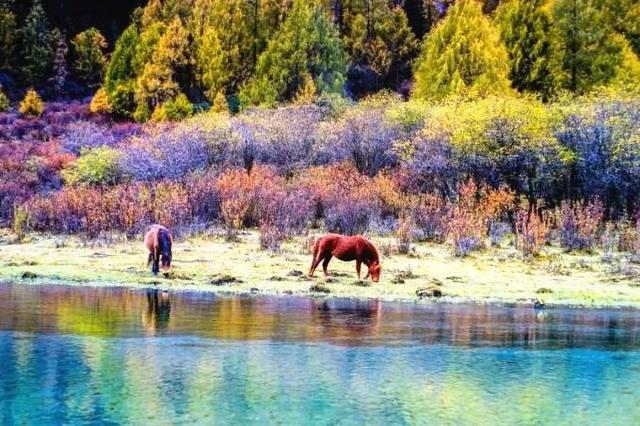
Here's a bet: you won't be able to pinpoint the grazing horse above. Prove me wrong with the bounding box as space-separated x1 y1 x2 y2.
144 224 173 275
309 234 382 282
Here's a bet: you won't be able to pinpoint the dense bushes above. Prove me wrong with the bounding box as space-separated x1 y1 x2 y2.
2 92 640 258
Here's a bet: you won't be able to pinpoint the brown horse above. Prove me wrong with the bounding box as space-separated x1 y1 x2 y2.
309 234 381 282
144 224 173 275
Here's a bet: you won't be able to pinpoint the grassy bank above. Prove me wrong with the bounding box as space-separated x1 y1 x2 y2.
2 229 640 308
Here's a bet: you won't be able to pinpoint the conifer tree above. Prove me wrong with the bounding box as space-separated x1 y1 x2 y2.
596 0 640 56
412 0 511 100
49 28 68 96
342 1 418 94
0 0 16 70
192 0 255 101
496 0 562 99
72 28 108 88
211 90 229 113
20 0 53 86
554 0 628 93
240 0 346 106
135 17 190 121
103 24 139 116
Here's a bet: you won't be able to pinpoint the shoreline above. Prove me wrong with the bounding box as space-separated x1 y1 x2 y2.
2 230 640 309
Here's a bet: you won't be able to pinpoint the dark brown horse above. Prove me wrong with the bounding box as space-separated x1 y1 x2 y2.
144 224 173 275
309 234 382 282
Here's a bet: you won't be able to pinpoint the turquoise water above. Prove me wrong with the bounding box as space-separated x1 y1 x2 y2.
1 283 640 425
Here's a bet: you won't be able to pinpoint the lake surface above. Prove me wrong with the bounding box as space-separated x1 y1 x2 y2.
1 283 640 425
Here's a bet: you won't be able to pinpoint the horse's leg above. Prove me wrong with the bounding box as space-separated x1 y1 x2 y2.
309 253 322 278
152 249 160 275
147 252 153 268
322 256 332 279
356 260 362 280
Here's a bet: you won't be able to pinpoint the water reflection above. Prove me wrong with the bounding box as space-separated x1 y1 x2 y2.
1 282 640 348
143 289 171 335
1 283 640 424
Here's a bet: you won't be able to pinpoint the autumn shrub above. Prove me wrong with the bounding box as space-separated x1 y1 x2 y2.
296 163 380 234
62 146 123 186
257 185 313 250
19 90 44 117
448 179 515 256
515 207 550 256
557 199 605 252
411 193 450 243
395 213 415 254
214 166 279 240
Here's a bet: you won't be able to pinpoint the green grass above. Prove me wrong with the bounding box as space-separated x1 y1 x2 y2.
1 229 640 307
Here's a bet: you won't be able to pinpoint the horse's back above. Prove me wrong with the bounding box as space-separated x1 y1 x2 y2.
144 224 169 251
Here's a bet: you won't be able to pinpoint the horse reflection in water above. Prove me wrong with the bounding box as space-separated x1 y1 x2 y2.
312 299 382 342
142 289 171 335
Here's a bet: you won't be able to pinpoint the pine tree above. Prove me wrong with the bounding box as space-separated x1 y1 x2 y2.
293 73 318 104
19 89 44 117
596 0 640 56
49 28 68 96
240 0 346 106
20 0 53 86
89 87 112 114
104 24 139 116
211 90 229 113
412 0 511 100
131 22 165 75
342 1 418 94
0 0 16 70
72 28 108 88
135 17 190 121
555 0 627 93
496 0 562 99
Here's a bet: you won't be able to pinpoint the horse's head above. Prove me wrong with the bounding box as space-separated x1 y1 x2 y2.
158 230 172 272
369 262 381 282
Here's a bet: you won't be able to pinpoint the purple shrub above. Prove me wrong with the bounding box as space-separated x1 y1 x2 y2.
119 124 217 181
61 121 118 154
405 133 457 198
325 193 378 236
231 105 324 174
558 199 605 251
324 106 402 177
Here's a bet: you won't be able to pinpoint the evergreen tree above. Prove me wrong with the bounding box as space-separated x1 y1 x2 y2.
342 1 418 95
192 0 254 101
135 17 190 121
496 0 562 99
413 0 511 100
0 0 16 70
595 0 640 56
555 0 628 93
131 22 165 75
103 23 139 116
49 28 68 96
20 0 53 86
72 28 108 88
240 0 346 106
